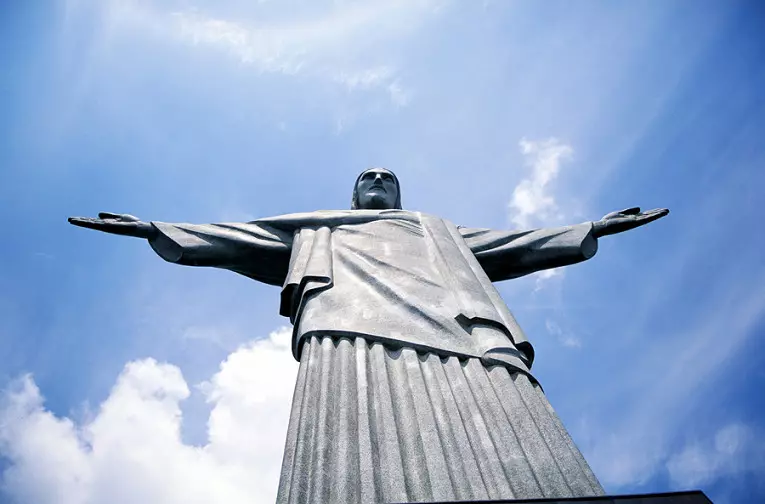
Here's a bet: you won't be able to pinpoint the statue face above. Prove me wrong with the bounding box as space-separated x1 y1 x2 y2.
355 168 399 210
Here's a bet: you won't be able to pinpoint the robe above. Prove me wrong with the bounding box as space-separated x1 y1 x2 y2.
148 209 604 502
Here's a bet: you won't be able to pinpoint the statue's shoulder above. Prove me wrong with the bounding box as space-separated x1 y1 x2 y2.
251 209 429 229
247 210 353 228
412 211 457 228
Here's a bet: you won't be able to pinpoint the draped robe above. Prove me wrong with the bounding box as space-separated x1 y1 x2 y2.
148 209 604 502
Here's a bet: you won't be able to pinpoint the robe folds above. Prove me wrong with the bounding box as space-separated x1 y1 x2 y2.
149 209 596 375
147 209 604 502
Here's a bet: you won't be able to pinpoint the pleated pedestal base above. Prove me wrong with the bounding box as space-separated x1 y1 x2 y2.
277 335 604 503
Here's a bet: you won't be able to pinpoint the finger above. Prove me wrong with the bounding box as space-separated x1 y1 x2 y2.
636 208 669 224
98 212 123 220
602 210 623 220
602 207 640 220
68 217 106 229
640 208 669 218
69 217 144 237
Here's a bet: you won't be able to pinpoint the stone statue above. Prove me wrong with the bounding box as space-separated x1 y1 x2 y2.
69 168 668 503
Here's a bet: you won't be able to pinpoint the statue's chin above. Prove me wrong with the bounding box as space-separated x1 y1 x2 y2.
358 194 393 210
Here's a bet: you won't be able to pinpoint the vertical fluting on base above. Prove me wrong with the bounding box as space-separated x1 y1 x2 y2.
277 335 604 503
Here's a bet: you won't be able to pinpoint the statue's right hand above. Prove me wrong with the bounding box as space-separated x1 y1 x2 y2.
68 212 155 239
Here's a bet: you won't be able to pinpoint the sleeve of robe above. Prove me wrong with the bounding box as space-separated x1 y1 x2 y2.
459 222 598 282
147 221 294 286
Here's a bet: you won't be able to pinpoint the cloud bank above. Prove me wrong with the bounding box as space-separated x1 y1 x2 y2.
0 328 297 504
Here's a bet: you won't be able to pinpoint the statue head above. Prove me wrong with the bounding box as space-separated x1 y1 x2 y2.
351 167 402 210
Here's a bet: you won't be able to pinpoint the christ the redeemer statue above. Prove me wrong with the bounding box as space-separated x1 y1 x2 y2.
69 168 667 503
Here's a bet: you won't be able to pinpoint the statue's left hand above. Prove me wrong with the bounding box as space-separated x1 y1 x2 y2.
592 207 669 238
68 212 156 239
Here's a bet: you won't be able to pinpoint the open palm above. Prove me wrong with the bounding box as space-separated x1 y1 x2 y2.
592 207 669 238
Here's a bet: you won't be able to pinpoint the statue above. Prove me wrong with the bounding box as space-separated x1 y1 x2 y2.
69 168 668 503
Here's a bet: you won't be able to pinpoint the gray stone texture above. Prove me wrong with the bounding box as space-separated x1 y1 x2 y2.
67 167 669 503
277 335 604 504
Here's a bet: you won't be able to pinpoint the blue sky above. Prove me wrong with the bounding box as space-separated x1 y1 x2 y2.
1 0 764 502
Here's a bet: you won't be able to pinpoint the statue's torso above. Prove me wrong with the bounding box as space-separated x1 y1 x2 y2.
292 212 522 365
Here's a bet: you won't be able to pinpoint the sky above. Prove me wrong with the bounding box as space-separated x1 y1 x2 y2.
1 0 764 503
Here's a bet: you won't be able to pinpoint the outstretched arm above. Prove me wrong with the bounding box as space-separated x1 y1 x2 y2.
68 212 294 286
461 207 668 282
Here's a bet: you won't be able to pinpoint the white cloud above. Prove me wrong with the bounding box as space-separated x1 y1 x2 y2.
545 318 582 348
509 137 574 289
509 137 573 229
170 11 307 75
89 0 440 107
534 267 563 291
387 79 412 107
667 423 765 489
584 278 765 489
334 66 395 90
0 327 297 504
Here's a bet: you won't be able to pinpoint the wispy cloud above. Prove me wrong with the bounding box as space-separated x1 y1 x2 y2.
89 0 442 107
510 137 574 289
584 274 765 489
509 137 573 229
534 267 562 291
666 423 765 489
334 66 395 90
545 318 582 348
0 328 297 504
386 79 412 107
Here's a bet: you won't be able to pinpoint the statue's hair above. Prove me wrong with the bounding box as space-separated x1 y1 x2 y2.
351 168 402 210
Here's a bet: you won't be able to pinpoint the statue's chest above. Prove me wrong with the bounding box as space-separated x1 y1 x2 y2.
333 217 430 258
330 218 447 288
